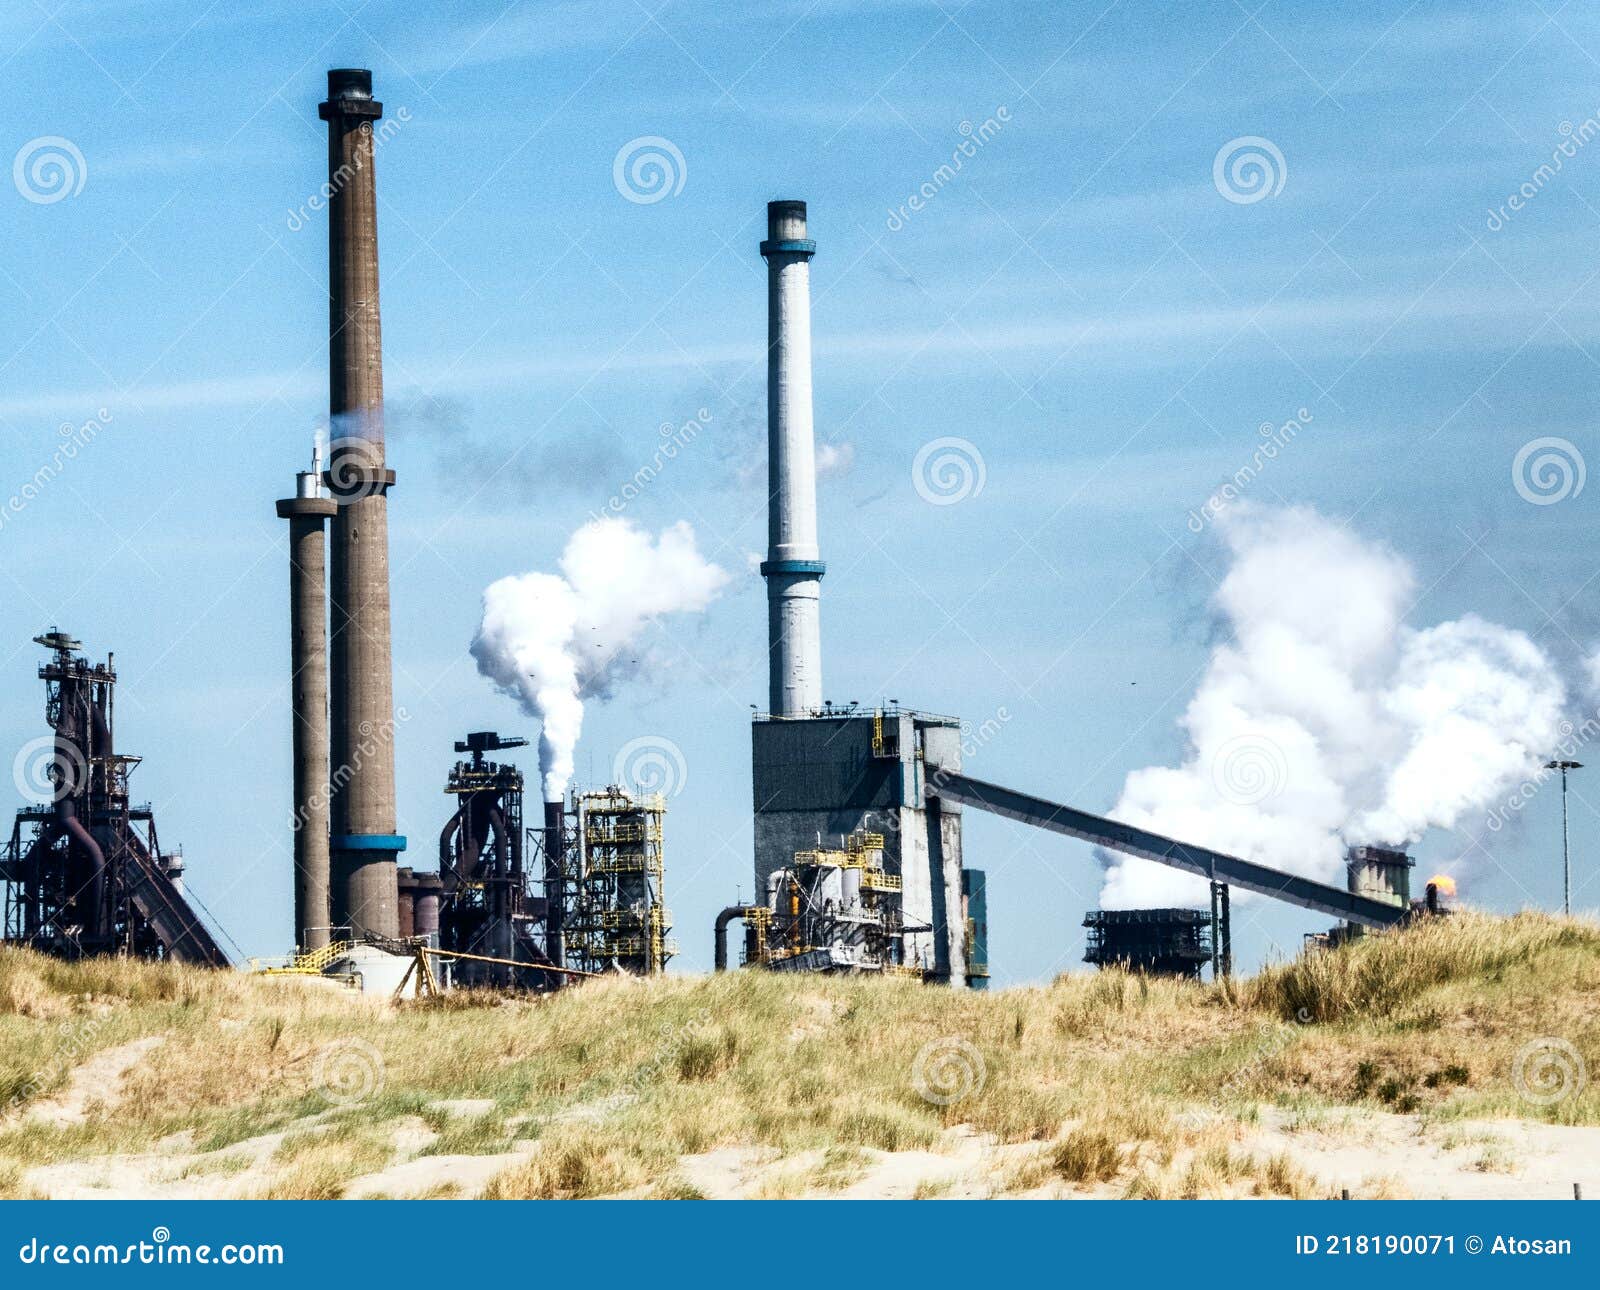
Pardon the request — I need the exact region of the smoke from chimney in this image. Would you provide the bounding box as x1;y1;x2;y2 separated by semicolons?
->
470;518;729;801
1099;503;1565;908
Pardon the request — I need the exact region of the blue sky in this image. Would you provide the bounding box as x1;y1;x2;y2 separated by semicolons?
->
3;0;1599;983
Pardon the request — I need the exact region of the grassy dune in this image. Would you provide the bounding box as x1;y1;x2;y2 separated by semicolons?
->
1;911;1596;1199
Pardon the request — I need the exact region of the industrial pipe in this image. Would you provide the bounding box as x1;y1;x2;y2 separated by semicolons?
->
713;905;758;972
437;814;460;893
320;67;403;939
59;807;106;932
543;800;565;970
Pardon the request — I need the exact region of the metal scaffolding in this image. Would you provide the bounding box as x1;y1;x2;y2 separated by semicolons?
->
1083;908;1213;980
561;788;675;975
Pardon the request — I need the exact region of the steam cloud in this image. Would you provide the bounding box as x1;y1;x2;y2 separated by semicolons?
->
471;518;729;801
1100;504;1566;908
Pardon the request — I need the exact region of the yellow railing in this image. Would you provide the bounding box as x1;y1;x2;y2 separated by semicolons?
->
252;939;355;976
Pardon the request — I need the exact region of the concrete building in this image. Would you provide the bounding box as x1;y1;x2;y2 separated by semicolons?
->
752;708;970;981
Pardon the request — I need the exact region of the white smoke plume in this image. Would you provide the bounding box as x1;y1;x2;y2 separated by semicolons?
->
471;518;729;801
1100;504;1566;908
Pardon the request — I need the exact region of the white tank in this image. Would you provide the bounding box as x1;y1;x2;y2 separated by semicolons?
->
840;865;862;915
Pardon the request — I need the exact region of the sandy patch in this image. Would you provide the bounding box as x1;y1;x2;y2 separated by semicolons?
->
1245;1107;1599;1200
346;1147;539;1199
429;1099;496;1119
19;1035;166;1128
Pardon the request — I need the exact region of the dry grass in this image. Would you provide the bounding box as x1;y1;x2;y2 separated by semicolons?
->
0;910;1596;1199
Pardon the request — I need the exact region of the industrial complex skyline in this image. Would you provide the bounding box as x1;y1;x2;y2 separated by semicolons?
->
4;0;1600;982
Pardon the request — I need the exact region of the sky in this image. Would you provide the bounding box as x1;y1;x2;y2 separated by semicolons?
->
3;0;1600;985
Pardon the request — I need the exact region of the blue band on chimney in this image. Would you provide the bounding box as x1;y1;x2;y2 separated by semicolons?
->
759;239;816;258
332;833;408;852
760;559;826;577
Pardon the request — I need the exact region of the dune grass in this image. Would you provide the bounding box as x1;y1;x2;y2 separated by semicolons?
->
0;910;1595;1198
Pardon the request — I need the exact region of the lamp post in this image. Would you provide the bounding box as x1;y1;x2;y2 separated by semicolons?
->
1545;760;1582;916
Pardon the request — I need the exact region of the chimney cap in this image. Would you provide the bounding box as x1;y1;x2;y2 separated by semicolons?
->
319;68;383;120
327;68;374;99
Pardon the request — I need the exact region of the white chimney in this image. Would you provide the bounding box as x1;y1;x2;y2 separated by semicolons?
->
760;199;824;717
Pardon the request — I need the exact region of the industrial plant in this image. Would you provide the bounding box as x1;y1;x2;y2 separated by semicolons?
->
2;68;1460;993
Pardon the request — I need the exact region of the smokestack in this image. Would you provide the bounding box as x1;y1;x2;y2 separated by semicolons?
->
319;68;403;938
276;455;337;950
759;199;824;718
544;800;566;970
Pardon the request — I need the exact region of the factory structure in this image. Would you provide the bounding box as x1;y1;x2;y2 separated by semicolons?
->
2;632;226;966
258;71;673;994
3;68;1462;990
716;198;1429;985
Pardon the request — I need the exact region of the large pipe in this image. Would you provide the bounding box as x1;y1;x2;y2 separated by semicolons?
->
320;67;403;938
543;800;565;969
759;199;824;718
60;807;106;935
276;467;336;950
713;905;758;972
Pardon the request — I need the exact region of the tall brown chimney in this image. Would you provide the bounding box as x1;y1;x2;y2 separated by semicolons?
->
319;68;402;938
